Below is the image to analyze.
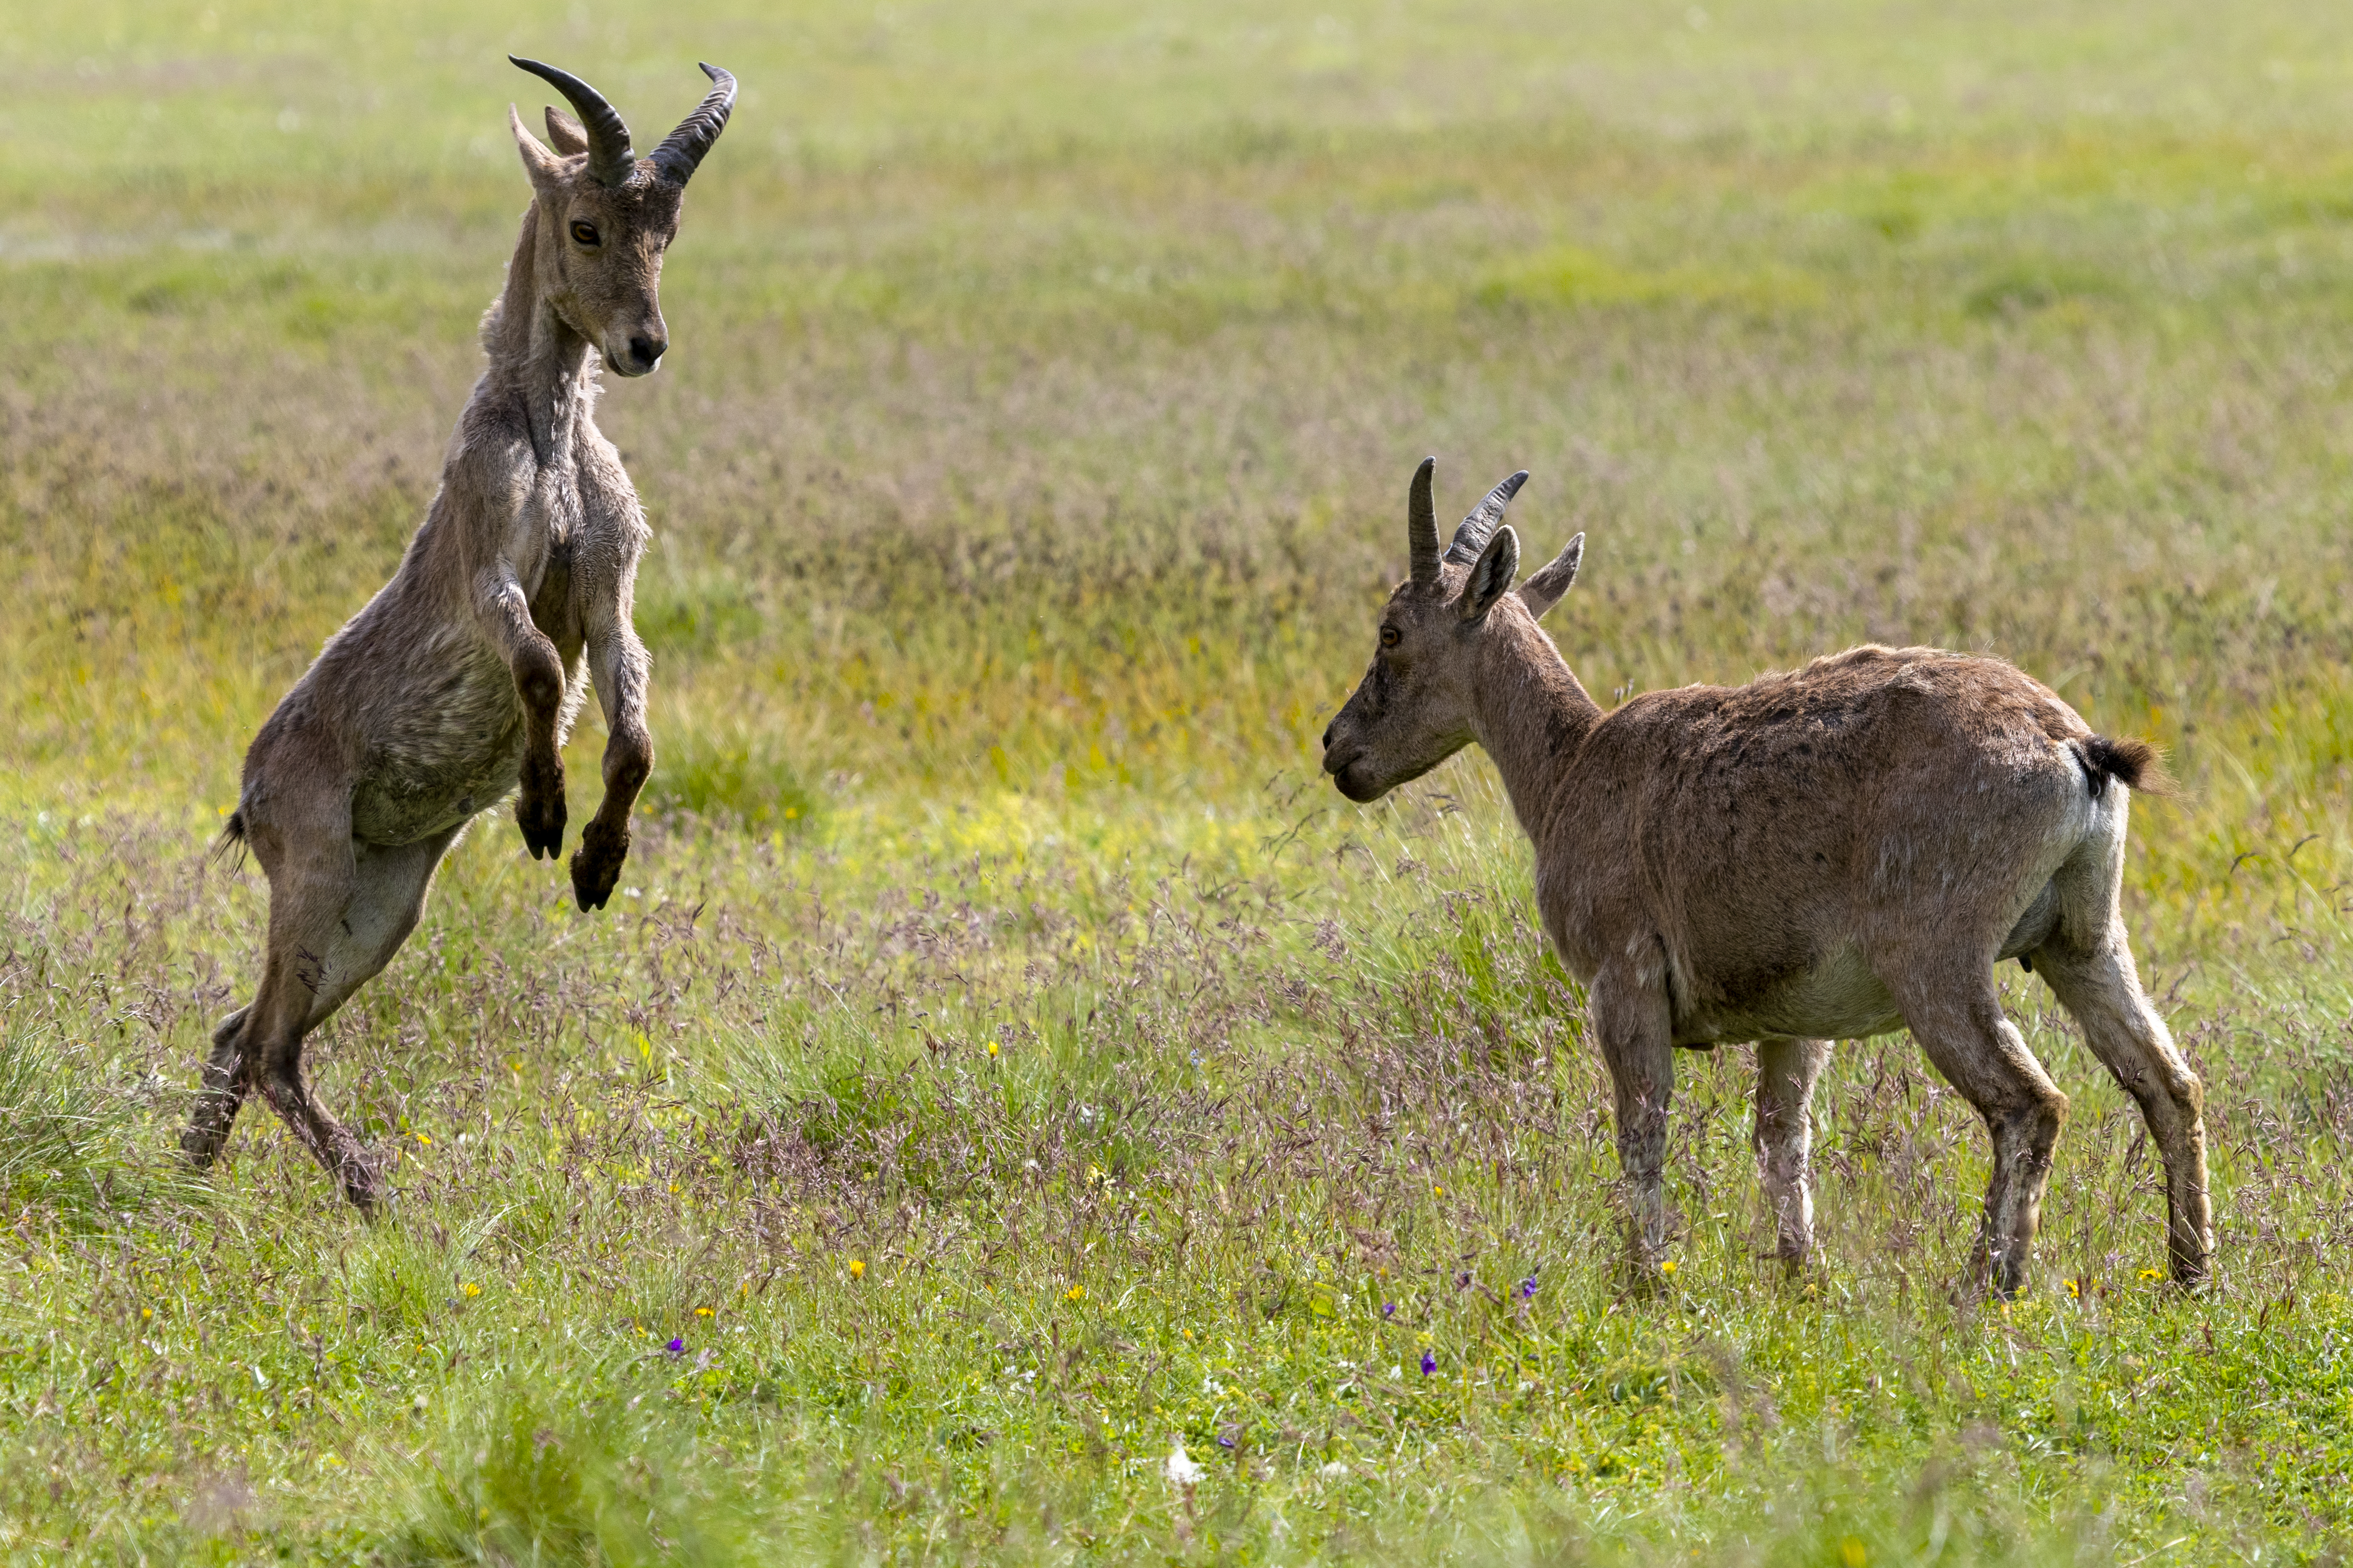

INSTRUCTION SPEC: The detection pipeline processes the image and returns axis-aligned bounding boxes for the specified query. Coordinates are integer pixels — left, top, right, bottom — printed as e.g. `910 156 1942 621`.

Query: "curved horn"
510 56 635 186
1445 469 1530 565
650 62 737 186
1407 456 1441 584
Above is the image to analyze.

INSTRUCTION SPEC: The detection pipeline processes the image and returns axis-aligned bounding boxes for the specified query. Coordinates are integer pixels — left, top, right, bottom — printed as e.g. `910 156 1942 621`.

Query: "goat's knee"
512 638 564 717
606 727 653 796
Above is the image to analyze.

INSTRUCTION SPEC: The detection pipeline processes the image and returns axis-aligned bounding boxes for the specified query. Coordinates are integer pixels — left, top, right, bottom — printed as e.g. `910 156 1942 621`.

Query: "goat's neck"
484 202 597 462
1467 611 1604 841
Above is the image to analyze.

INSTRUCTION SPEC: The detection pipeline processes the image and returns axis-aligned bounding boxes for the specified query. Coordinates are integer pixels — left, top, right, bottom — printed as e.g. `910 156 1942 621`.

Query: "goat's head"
505 57 736 377
1320 458 1583 802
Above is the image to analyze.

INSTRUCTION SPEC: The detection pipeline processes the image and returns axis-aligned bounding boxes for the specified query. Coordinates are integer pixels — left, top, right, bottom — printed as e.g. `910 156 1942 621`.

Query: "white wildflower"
1165 1443 1205 1487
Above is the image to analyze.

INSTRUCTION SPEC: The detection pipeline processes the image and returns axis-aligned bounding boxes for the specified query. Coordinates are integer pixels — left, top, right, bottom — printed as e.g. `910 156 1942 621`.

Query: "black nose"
1321 722 1336 751
627 335 666 370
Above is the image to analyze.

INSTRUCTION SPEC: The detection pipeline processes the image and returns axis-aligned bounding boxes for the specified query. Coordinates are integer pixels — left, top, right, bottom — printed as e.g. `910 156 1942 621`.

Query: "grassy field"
8 0 2353 1560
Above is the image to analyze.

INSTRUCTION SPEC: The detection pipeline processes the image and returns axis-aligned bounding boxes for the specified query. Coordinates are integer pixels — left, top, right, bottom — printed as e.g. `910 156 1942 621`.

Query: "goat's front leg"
569 588 653 911
1592 966 1677 1279
477 567 568 860
1754 1036 1831 1270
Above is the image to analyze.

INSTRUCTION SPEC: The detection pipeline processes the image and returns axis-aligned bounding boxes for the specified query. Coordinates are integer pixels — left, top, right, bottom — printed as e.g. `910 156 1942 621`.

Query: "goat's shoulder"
429 389 540 516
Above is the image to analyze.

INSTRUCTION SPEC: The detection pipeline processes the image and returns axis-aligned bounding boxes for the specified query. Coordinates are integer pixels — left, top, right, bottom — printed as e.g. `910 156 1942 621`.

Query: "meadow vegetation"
6 0 2353 1560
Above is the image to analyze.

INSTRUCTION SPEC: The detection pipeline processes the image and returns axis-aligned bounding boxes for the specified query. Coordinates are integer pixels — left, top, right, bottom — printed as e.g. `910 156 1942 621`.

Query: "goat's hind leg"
238 823 456 1209
1754 1037 1831 1270
181 1005 251 1168
2032 929 2211 1287
1888 965 2069 1297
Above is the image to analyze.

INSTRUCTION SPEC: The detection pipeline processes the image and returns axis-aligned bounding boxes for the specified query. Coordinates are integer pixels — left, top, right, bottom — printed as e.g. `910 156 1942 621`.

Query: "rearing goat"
1321 459 2211 1294
187 58 736 1209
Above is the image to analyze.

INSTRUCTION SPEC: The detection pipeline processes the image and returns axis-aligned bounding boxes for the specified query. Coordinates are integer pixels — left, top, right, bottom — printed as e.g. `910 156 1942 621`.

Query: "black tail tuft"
2075 735 2172 799
209 810 249 869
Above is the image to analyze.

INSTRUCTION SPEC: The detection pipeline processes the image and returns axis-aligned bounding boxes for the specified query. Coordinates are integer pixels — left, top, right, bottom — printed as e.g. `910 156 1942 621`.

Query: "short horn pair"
508 57 737 188
1407 458 1531 584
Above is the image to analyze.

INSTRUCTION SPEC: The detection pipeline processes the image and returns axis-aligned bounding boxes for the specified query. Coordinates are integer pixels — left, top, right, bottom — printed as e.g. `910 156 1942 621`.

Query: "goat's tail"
2075 734 2174 800
209 809 249 870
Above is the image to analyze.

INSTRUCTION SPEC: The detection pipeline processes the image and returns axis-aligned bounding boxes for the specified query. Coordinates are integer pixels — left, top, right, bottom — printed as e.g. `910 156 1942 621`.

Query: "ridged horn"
650 62 737 186
1445 469 1530 565
510 56 635 187
1408 456 1441 584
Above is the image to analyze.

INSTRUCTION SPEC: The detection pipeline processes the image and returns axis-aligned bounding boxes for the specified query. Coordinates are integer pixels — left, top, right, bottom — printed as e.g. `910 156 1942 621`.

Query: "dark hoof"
339 1151 391 1213
570 822 630 911
517 766 567 860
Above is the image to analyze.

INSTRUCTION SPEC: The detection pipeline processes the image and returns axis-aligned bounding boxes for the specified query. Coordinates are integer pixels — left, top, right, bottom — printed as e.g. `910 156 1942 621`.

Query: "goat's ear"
543 105 591 157
1516 533 1583 620
1459 524 1520 624
509 105 567 191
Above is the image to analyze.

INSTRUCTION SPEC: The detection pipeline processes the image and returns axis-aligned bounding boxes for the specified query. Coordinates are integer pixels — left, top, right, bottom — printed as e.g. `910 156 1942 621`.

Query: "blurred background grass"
7 0 2353 1561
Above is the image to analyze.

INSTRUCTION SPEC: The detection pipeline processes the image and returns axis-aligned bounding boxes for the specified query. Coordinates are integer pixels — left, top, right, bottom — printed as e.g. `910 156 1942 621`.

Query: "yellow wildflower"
1659 1259 1678 1277
1066 1285 1086 1302
695 1306 714 1319
461 1282 481 1298
849 1259 866 1280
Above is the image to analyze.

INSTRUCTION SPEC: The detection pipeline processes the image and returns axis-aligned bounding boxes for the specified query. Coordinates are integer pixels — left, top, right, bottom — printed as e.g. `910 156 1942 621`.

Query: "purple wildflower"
1216 1431 1236 1450
1420 1349 1437 1377
1454 1271 1471 1290
664 1337 686 1358
1518 1275 1539 1300
1381 1302 1396 1319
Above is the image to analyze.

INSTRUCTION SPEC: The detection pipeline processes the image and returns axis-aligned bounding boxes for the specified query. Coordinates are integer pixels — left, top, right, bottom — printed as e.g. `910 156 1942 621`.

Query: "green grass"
7 0 2353 1559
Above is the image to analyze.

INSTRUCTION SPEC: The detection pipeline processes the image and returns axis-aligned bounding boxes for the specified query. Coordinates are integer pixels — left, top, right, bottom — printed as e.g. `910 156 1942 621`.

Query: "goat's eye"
569 221 601 247
1379 626 1401 649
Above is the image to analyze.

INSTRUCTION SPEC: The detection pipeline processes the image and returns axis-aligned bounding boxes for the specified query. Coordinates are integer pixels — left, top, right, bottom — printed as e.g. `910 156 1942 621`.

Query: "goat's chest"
514 440 638 646
510 461 586 624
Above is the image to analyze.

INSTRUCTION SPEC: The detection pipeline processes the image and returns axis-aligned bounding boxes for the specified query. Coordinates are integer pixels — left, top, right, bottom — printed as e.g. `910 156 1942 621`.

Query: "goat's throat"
508 300 595 462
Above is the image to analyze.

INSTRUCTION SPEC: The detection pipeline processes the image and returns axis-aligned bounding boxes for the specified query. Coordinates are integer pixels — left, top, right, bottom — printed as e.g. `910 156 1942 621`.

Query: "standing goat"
1320 459 2211 1294
187 58 736 1209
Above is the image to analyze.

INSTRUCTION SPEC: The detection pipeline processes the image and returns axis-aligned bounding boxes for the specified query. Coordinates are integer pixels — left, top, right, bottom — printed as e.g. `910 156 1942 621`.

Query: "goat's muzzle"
1321 730 1382 802
623 334 666 374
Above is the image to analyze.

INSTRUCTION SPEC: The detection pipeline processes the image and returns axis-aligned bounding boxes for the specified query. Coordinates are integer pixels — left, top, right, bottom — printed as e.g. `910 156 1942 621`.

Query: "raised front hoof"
570 824 630 912
516 790 567 861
